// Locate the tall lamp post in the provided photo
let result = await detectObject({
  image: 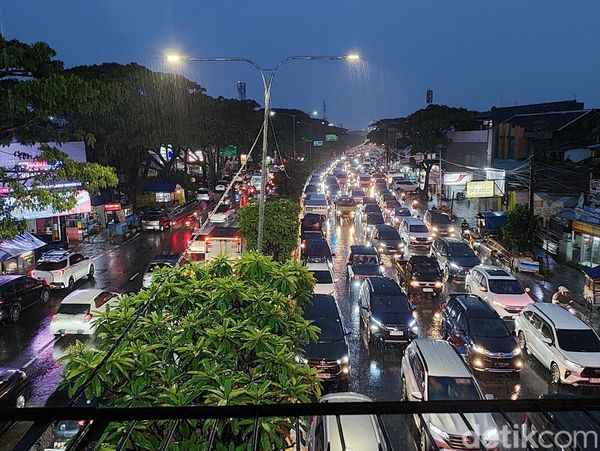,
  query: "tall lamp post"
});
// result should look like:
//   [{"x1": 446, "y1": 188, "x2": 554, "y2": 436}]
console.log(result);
[
  {"x1": 166, "y1": 53, "x2": 360, "y2": 251},
  {"x1": 270, "y1": 110, "x2": 319, "y2": 159}
]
